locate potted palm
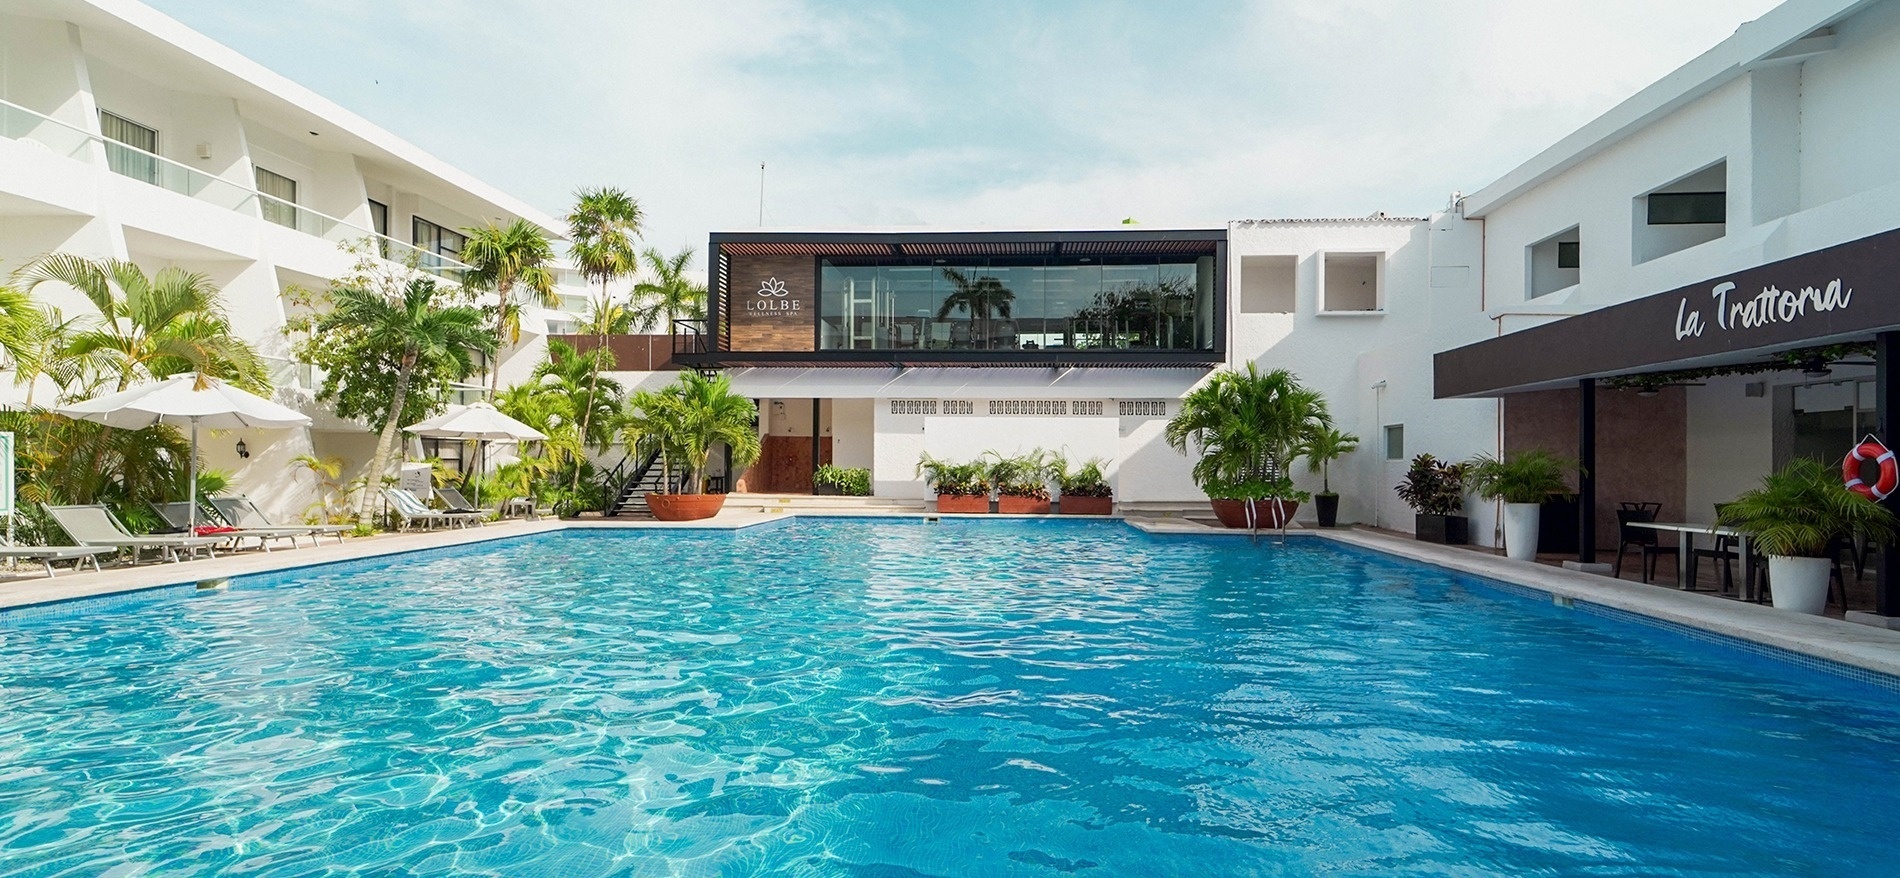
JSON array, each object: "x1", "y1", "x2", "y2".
[
  {"x1": 1717, "y1": 458, "x2": 1899, "y2": 614},
  {"x1": 1396, "y1": 454, "x2": 1470, "y2": 544},
  {"x1": 1301, "y1": 426, "x2": 1359, "y2": 528},
  {"x1": 1463, "y1": 449, "x2": 1578, "y2": 560},
  {"x1": 1166, "y1": 364, "x2": 1331, "y2": 530},
  {"x1": 1054, "y1": 455, "x2": 1114, "y2": 515},
  {"x1": 988, "y1": 449, "x2": 1055, "y2": 514},
  {"x1": 622, "y1": 370, "x2": 762, "y2": 521},
  {"x1": 917, "y1": 453, "x2": 990, "y2": 513}
]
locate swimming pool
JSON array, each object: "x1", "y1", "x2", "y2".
[{"x1": 1, "y1": 519, "x2": 1897, "y2": 875}]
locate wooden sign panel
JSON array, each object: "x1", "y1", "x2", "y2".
[{"x1": 727, "y1": 254, "x2": 815, "y2": 351}]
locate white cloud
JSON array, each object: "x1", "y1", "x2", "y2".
[{"x1": 149, "y1": 0, "x2": 1783, "y2": 249}]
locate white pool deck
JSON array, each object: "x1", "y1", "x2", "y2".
[{"x1": 4, "y1": 510, "x2": 1900, "y2": 684}]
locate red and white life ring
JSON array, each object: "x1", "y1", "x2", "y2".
[{"x1": 1843, "y1": 436, "x2": 1899, "y2": 502}]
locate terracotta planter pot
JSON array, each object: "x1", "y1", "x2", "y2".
[
  {"x1": 1209, "y1": 498, "x2": 1299, "y2": 529},
  {"x1": 646, "y1": 493, "x2": 727, "y2": 522},
  {"x1": 935, "y1": 493, "x2": 990, "y2": 514},
  {"x1": 997, "y1": 495, "x2": 1052, "y2": 514},
  {"x1": 1059, "y1": 495, "x2": 1114, "y2": 515}
]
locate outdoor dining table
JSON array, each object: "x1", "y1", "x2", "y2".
[{"x1": 1625, "y1": 521, "x2": 1758, "y2": 601}]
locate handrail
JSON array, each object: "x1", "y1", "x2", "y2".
[
  {"x1": 254, "y1": 191, "x2": 471, "y2": 279},
  {"x1": 613, "y1": 448, "x2": 662, "y2": 514},
  {"x1": 672, "y1": 318, "x2": 709, "y2": 355}
]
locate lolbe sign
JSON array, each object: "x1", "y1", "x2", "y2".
[{"x1": 746, "y1": 277, "x2": 802, "y2": 318}]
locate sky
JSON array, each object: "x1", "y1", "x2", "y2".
[{"x1": 146, "y1": 0, "x2": 1782, "y2": 256}]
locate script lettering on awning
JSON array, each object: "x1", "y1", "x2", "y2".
[{"x1": 1674, "y1": 279, "x2": 1852, "y2": 341}]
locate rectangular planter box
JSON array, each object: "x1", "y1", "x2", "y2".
[
  {"x1": 935, "y1": 493, "x2": 990, "y2": 514},
  {"x1": 813, "y1": 483, "x2": 842, "y2": 496},
  {"x1": 1415, "y1": 513, "x2": 1470, "y2": 545},
  {"x1": 997, "y1": 495, "x2": 1051, "y2": 514},
  {"x1": 1058, "y1": 495, "x2": 1114, "y2": 515}
]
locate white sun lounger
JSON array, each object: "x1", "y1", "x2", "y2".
[
  {"x1": 149, "y1": 502, "x2": 300, "y2": 552},
  {"x1": 42, "y1": 504, "x2": 223, "y2": 564},
  {"x1": 0, "y1": 537, "x2": 115, "y2": 577},
  {"x1": 212, "y1": 496, "x2": 351, "y2": 546},
  {"x1": 383, "y1": 489, "x2": 484, "y2": 531}
]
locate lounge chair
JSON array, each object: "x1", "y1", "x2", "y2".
[
  {"x1": 434, "y1": 486, "x2": 493, "y2": 517},
  {"x1": 0, "y1": 537, "x2": 115, "y2": 577},
  {"x1": 211, "y1": 496, "x2": 350, "y2": 546},
  {"x1": 150, "y1": 501, "x2": 300, "y2": 553},
  {"x1": 383, "y1": 488, "x2": 484, "y2": 531},
  {"x1": 42, "y1": 504, "x2": 223, "y2": 564}
]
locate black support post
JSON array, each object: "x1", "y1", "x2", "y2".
[
  {"x1": 810, "y1": 398, "x2": 821, "y2": 493},
  {"x1": 1877, "y1": 333, "x2": 1900, "y2": 616},
  {"x1": 1578, "y1": 378, "x2": 1597, "y2": 564}
]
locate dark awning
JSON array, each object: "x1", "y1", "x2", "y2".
[{"x1": 1435, "y1": 227, "x2": 1900, "y2": 398}]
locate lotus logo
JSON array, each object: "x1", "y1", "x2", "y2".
[{"x1": 758, "y1": 277, "x2": 789, "y2": 297}]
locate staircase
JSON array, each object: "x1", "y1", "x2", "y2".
[{"x1": 607, "y1": 452, "x2": 670, "y2": 518}]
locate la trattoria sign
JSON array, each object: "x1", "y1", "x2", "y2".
[{"x1": 1674, "y1": 279, "x2": 1853, "y2": 340}]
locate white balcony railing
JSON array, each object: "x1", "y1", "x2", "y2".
[
  {"x1": 0, "y1": 96, "x2": 474, "y2": 284},
  {"x1": 0, "y1": 99, "x2": 94, "y2": 161}
]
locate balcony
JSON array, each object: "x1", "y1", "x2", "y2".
[{"x1": 0, "y1": 98, "x2": 102, "y2": 215}]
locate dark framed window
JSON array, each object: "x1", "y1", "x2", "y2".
[
  {"x1": 1384, "y1": 424, "x2": 1405, "y2": 460},
  {"x1": 99, "y1": 110, "x2": 159, "y2": 184},
  {"x1": 255, "y1": 167, "x2": 298, "y2": 228},
  {"x1": 419, "y1": 438, "x2": 465, "y2": 475},
  {"x1": 1647, "y1": 192, "x2": 1725, "y2": 225},
  {"x1": 412, "y1": 216, "x2": 466, "y2": 261},
  {"x1": 1556, "y1": 241, "x2": 1580, "y2": 269},
  {"x1": 368, "y1": 199, "x2": 389, "y2": 237}
]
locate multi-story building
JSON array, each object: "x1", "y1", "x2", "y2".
[{"x1": 0, "y1": 0, "x2": 598, "y2": 520}]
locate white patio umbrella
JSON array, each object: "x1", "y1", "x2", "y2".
[
  {"x1": 55, "y1": 373, "x2": 312, "y2": 531},
  {"x1": 403, "y1": 402, "x2": 546, "y2": 504}
]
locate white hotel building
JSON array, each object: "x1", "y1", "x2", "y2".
[
  {"x1": 0, "y1": 0, "x2": 603, "y2": 522},
  {"x1": 7, "y1": 0, "x2": 1900, "y2": 619}
]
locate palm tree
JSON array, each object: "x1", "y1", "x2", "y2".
[
  {"x1": 935, "y1": 267, "x2": 1014, "y2": 346},
  {"x1": 565, "y1": 188, "x2": 643, "y2": 487},
  {"x1": 459, "y1": 218, "x2": 555, "y2": 393},
  {"x1": 1166, "y1": 363, "x2": 1332, "y2": 501},
  {"x1": 534, "y1": 339, "x2": 623, "y2": 451},
  {"x1": 317, "y1": 276, "x2": 494, "y2": 527},
  {"x1": 0, "y1": 283, "x2": 47, "y2": 384},
  {"x1": 1301, "y1": 426, "x2": 1360, "y2": 495},
  {"x1": 630, "y1": 246, "x2": 707, "y2": 333},
  {"x1": 17, "y1": 254, "x2": 265, "y2": 394},
  {"x1": 622, "y1": 370, "x2": 760, "y2": 495}
]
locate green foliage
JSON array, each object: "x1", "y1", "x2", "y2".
[
  {"x1": 813, "y1": 465, "x2": 872, "y2": 496},
  {"x1": 1717, "y1": 458, "x2": 1900, "y2": 558},
  {"x1": 1396, "y1": 454, "x2": 1469, "y2": 516},
  {"x1": 290, "y1": 454, "x2": 351, "y2": 524},
  {"x1": 566, "y1": 186, "x2": 644, "y2": 296},
  {"x1": 982, "y1": 449, "x2": 1058, "y2": 499},
  {"x1": 294, "y1": 272, "x2": 492, "y2": 433},
  {"x1": 459, "y1": 218, "x2": 557, "y2": 355},
  {"x1": 1300, "y1": 426, "x2": 1360, "y2": 495},
  {"x1": 622, "y1": 371, "x2": 762, "y2": 495},
  {"x1": 915, "y1": 453, "x2": 989, "y2": 497},
  {"x1": 1463, "y1": 449, "x2": 1578, "y2": 504},
  {"x1": 1166, "y1": 364, "x2": 1332, "y2": 501},
  {"x1": 1052, "y1": 455, "x2": 1113, "y2": 498},
  {"x1": 631, "y1": 246, "x2": 707, "y2": 332}
]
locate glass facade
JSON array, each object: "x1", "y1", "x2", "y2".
[{"x1": 817, "y1": 256, "x2": 1216, "y2": 352}]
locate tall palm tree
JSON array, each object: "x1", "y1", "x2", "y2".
[
  {"x1": 459, "y1": 218, "x2": 555, "y2": 393},
  {"x1": 534, "y1": 339, "x2": 623, "y2": 451},
  {"x1": 17, "y1": 253, "x2": 265, "y2": 394},
  {"x1": 0, "y1": 283, "x2": 47, "y2": 385},
  {"x1": 317, "y1": 276, "x2": 494, "y2": 527},
  {"x1": 630, "y1": 246, "x2": 707, "y2": 333},
  {"x1": 564, "y1": 187, "x2": 643, "y2": 486}
]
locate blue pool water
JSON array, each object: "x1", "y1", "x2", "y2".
[{"x1": 2, "y1": 520, "x2": 1898, "y2": 876}]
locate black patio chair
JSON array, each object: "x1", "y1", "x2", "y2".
[{"x1": 1614, "y1": 505, "x2": 1677, "y2": 584}]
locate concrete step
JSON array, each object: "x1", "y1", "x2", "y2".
[{"x1": 727, "y1": 494, "x2": 930, "y2": 513}]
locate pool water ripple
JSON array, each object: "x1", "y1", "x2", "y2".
[{"x1": 1, "y1": 520, "x2": 1898, "y2": 875}]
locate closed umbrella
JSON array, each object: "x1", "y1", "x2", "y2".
[
  {"x1": 56, "y1": 373, "x2": 313, "y2": 531},
  {"x1": 403, "y1": 402, "x2": 546, "y2": 505}
]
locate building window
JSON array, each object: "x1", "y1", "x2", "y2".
[
  {"x1": 989, "y1": 400, "x2": 1068, "y2": 416},
  {"x1": 1070, "y1": 400, "x2": 1105, "y2": 416},
  {"x1": 255, "y1": 167, "x2": 299, "y2": 229},
  {"x1": 1240, "y1": 255, "x2": 1296, "y2": 314},
  {"x1": 368, "y1": 199, "x2": 389, "y2": 237},
  {"x1": 419, "y1": 438, "x2": 465, "y2": 476},
  {"x1": 99, "y1": 110, "x2": 159, "y2": 184},
  {"x1": 1384, "y1": 424, "x2": 1404, "y2": 460},
  {"x1": 817, "y1": 255, "x2": 1215, "y2": 353},
  {"x1": 1528, "y1": 226, "x2": 1581, "y2": 298},
  {"x1": 890, "y1": 399, "x2": 937, "y2": 415},
  {"x1": 942, "y1": 399, "x2": 974, "y2": 415},
  {"x1": 1634, "y1": 161, "x2": 1726, "y2": 264},
  {"x1": 413, "y1": 216, "x2": 467, "y2": 265},
  {"x1": 1118, "y1": 400, "x2": 1168, "y2": 417},
  {"x1": 1319, "y1": 252, "x2": 1383, "y2": 313}
]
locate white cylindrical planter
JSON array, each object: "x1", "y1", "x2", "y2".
[
  {"x1": 1502, "y1": 502, "x2": 1542, "y2": 561},
  {"x1": 1766, "y1": 555, "x2": 1832, "y2": 615}
]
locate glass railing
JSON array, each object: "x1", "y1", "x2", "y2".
[
  {"x1": 0, "y1": 98, "x2": 95, "y2": 161},
  {"x1": 101, "y1": 140, "x2": 256, "y2": 213},
  {"x1": 447, "y1": 384, "x2": 488, "y2": 406}
]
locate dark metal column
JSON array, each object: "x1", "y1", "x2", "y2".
[
  {"x1": 1578, "y1": 378, "x2": 1597, "y2": 564},
  {"x1": 810, "y1": 399, "x2": 821, "y2": 493},
  {"x1": 1877, "y1": 333, "x2": 1900, "y2": 616}
]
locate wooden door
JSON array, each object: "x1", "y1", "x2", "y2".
[{"x1": 759, "y1": 435, "x2": 833, "y2": 493}]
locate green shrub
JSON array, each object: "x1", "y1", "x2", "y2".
[
  {"x1": 916, "y1": 453, "x2": 989, "y2": 497},
  {"x1": 814, "y1": 465, "x2": 872, "y2": 496},
  {"x1": 1053, "y1": 456, "x2": 1113, "y2": 498}
]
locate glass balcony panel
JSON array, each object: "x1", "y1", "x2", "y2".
[{"x1": 0, "y1": 100, "x2": 95, "y2": 160}]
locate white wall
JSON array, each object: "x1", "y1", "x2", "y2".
[
  {"x1": 831, "y1": 398, "x2": 874, "y2": 470},
  {"x1": 1685, "y1": 374, "x2": 1773, "y2": 520}
]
